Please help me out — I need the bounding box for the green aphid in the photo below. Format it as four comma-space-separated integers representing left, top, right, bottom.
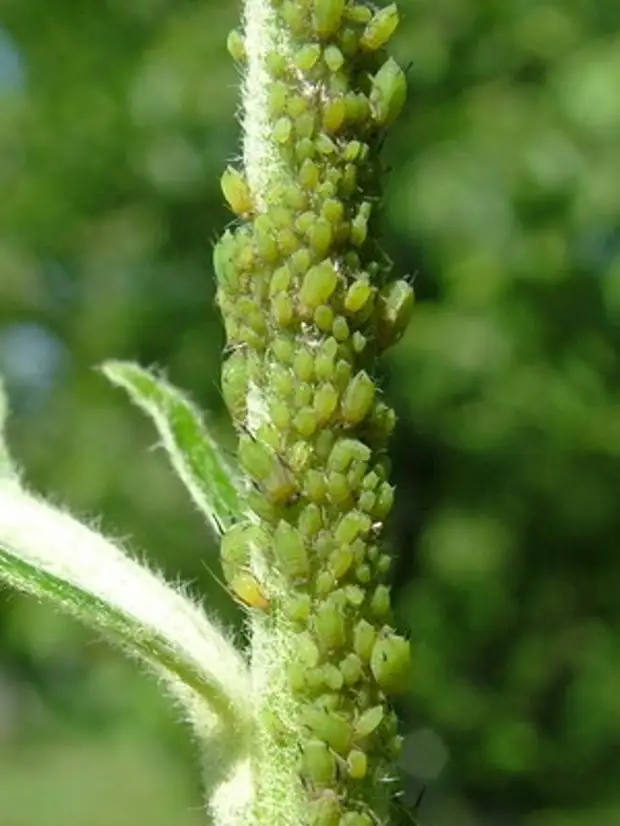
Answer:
369, 57, 407, 127
328, 438, 371, 474
359, 4, 399, 52
302, 706, 353, 755
293, 348, 314, 382
294, 407, 318, 437
238, 434, 298, 505
339, 652, 363, 686
335, 510, 371, 545
313, 383, 339, 425
283, 593, 312, 623
226, 28, 246, 63
266, 50, 288, 78
308, 789, 342, 826
295, 43, 322, 71
353, 619, 377, 662
373, 481, 395, 520
329, 545, 354, 580
213, 230, 239, 291
315, 569, 336, 596
322, 97, 346, 132
298, 503, 323, 539
268, 81, 289, 117
375, 279, 415, 349
307, 217, 334, 257
281, 0, 309, 36
332, 316, 350, 342
300, 262, 339, 314
370, 632, 411, 694
322, 663, 344, 691
345, 4, 372, 24
221, 351, 248, 421
273, 520, 311, 581
346, 749, 368, 779
339, 27, 360, 58
370, 584, 391, 618
315, 304, 335, 335
323, 43, 345, 72
354, 704, 384, 738
302, 739, 337, 787
274, 116, 293, 144
344, 279, 373, 314
312, 0, 345, 39
340, 811, 373, 826
220, 166, 253, 216
327, 471, 351, 504
314, 599, 346, 650
295, 111, 317, 140
341, 370, 376, 426
297, 631, 321, 668
220, 524, 271, 609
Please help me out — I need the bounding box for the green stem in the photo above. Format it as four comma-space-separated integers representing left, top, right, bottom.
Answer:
216, 3, 414, 824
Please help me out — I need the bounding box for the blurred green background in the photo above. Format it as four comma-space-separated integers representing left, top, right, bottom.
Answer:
1, 0, 619, 824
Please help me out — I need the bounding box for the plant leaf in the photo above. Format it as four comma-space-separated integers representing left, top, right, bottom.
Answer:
0, 484, 251, 735
100, 361, 243, 537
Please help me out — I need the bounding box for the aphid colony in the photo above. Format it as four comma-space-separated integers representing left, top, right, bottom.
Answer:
216, 3, 413, 825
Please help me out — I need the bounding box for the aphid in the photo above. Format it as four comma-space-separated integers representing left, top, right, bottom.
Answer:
322, 98, 346, 133
212, 230, 240, 292
375, 279, 415, 349
321, 663, 344, 691
353, 619, 377, 662
314, 599, 346, 650
295, 43, 322, 71
339, 653, 362, 686
359, 4, 399, 52
238, 433, 298, 505
354, 704, 384, 739
283, 593, 312, 623
370, 584, 391, 619
369, 57, 407, 127
339, 811, 373, 826
229, 570, 270, 611
373, 482, 395, 521
307, 217, 334, 257
329, 545, 354, 580
312, 0, 345, 39
220, 166, 253, 216
300, 262, 339, 315
323, 43, 345, 72
221, 351, 248, 422
302, 739, 337, 787
370, 632, 411, 694
226, 28, 246, 63
346, 749, 368, 780
220, 524, 271, 610
341, 370, 376, 426
302, 706, 353, 755
294, 407, 319, 438
327, 471, 351, 504
308, 789, 342, 826
332, 316, 350, 342
334, 510, 371, 545
313, 383, 339, 425
344, 279, 373, 314
273, 520, 310, 580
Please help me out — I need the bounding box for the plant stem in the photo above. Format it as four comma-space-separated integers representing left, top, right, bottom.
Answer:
216, 2, 414, 824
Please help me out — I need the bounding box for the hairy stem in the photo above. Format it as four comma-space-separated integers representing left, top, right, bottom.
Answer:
216, 2, 413, 825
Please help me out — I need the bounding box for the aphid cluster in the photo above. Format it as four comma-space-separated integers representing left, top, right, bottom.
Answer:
218, 3, 414, 825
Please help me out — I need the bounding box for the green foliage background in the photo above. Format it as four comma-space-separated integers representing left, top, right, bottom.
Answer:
1, 1, 619, 823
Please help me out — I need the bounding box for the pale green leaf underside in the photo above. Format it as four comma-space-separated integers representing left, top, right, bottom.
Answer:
0, 545, 220, 703
101, 361, 242, 536
0, 484, 251, 733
